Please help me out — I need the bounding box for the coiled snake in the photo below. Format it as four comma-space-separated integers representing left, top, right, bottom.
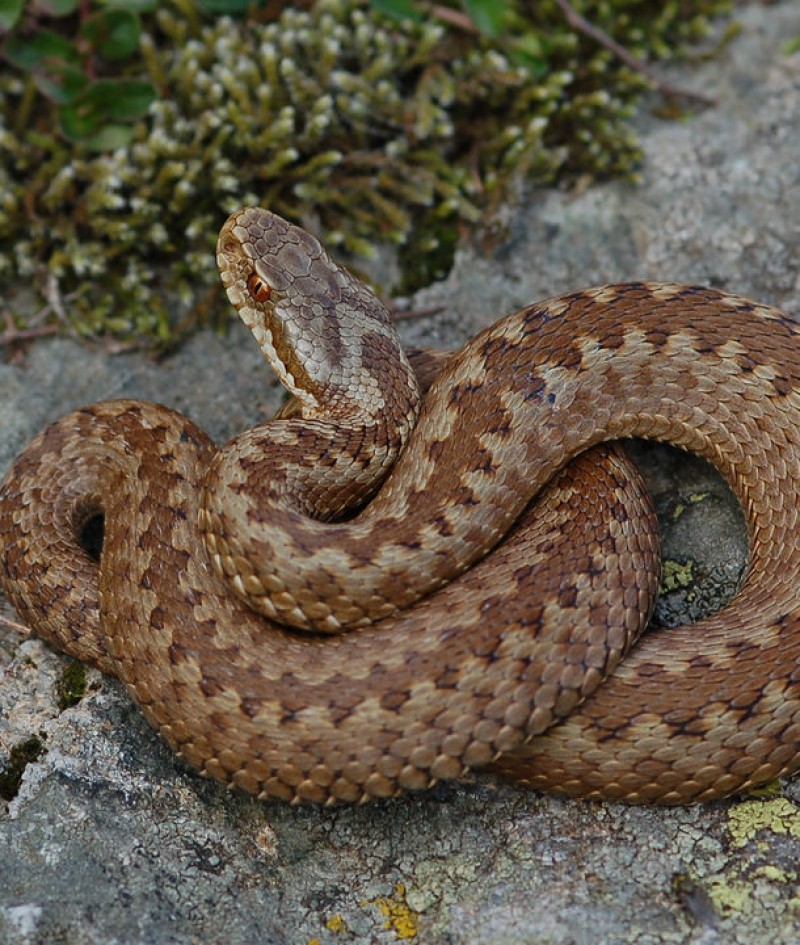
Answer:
2, 207, 800, 805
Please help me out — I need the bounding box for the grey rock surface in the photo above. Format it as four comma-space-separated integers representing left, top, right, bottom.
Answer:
2, 3, 800, 943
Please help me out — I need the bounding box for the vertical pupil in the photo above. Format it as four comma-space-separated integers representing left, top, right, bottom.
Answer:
247, 273, 271, 302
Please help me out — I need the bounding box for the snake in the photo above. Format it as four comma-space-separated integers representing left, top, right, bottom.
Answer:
2, 206, 800, 806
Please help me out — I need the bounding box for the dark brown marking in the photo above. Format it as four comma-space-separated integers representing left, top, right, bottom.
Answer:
449, 381, 483, 407
558, 584, 578, 608
522, 375, 547, 402
772, 374, 793, 397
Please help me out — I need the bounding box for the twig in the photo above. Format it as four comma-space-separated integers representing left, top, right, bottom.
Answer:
0, 317, 59, 349
428, 5, 479, 34
0, 612, 32, 636
391, 304, 446, 322
553, 0, 716, 106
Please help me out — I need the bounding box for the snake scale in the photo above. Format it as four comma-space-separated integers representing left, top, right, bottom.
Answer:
2, 206, 800, 806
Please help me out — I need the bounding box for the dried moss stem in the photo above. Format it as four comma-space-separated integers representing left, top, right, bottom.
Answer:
553, 0, 717, 105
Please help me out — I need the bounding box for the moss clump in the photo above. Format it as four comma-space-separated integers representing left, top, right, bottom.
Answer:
58, 659, 88, 711
0, 735, 45, 801
1, 0, 731, 348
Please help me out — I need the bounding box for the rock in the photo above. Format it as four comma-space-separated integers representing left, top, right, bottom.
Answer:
2, 3, 800, 943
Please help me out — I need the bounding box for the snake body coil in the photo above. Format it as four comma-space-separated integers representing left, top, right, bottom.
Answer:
2, 207, 800, 805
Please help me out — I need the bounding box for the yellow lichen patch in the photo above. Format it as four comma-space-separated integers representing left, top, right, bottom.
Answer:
660, 559, 695, 593
361, 883, 419, 940
671, 491, 710, 520
704, 876, 751, 915
755, 864, 797, 883
325, 914, 350, 934
701, 861, 799, 920
687, 491, 710, 504
727, 797, 800, 849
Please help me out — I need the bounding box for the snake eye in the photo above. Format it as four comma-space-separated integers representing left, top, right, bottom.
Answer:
247, 273, 271, 303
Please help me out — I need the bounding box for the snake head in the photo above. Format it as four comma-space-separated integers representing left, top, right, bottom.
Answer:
218, 207, 420, 429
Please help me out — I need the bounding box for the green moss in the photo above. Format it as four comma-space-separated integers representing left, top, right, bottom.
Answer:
58, 659, 88, 711
0, 735, 46, 801
0, 0, 732, 348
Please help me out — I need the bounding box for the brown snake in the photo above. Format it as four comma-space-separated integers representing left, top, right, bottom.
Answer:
2, 207, 800, 806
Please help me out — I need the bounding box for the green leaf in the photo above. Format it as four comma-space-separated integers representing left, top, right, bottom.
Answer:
60, 78, 155, 141
60, 97, 136, 149
4, 29, 80, 71
510, 32, 550, 78
37, 0, 79, 15
33, 62, 89, 104
60, 104, 101, 140
60, 97, 104, 139
464, 0, 509, 38
0, 0, 25, 31
195, 0, 254, 13
94, 78, 156, 119
370, 0, 422, 24
98, 0, 158, 11
81, 8, 141, 60
4, 29, 88, 104
74, 123, 135, 151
